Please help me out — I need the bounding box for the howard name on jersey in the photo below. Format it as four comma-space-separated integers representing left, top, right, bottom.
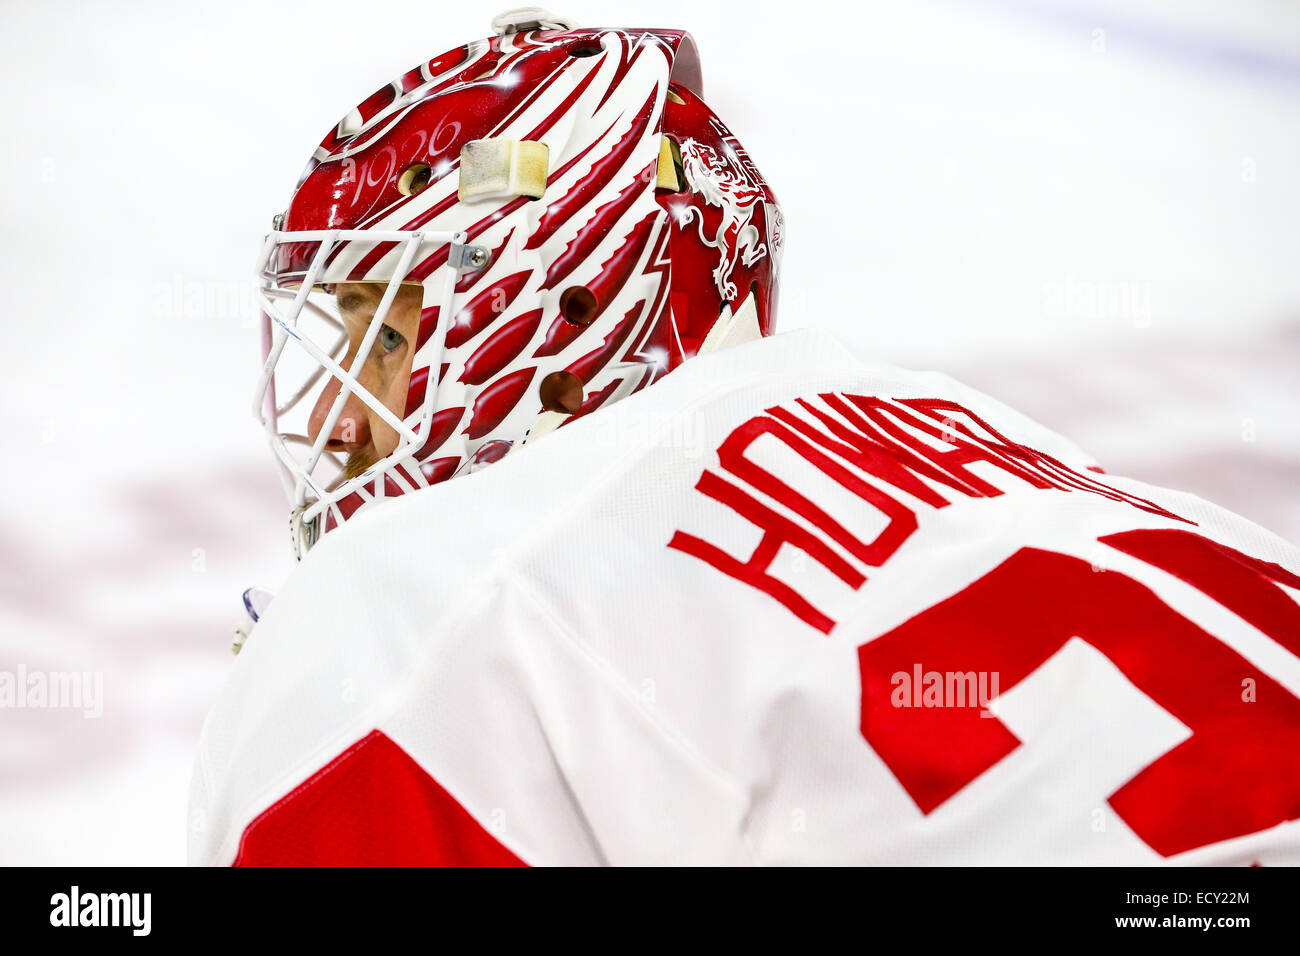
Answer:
189, 328, 1300, 865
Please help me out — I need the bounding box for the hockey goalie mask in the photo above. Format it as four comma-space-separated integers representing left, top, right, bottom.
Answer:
254, 11, 784, 556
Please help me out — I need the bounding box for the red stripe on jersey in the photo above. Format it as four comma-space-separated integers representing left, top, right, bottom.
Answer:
233, 730, 527, 866
1100, 527, 1300, 657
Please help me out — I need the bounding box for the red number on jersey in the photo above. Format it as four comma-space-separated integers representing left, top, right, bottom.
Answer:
858, 529, 1300, 856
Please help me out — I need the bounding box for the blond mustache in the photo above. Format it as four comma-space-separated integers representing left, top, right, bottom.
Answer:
342, 450, 378, 480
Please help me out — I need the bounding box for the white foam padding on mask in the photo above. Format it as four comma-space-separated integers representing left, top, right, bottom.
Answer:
458, 138, 550, 202
522, 409, 569, 447
699, 290, 762, 355
657, 136, 683, 191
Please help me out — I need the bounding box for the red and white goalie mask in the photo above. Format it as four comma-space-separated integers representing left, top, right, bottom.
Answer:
254, 10, 784, 556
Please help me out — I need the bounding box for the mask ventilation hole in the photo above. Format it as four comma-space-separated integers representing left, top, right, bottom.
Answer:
397, 163, 432, 196
539, 371, 584, 414
568, 42, 603, 58
560, 286, 598, 325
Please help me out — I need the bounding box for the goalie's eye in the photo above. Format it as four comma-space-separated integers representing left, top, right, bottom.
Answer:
379, 325, 405, 353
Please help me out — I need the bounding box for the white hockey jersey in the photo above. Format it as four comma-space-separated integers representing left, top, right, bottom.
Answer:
189, 328, 1300, 865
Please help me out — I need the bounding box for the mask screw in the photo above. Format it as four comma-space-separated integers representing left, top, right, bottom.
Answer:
452, 243, 492, 272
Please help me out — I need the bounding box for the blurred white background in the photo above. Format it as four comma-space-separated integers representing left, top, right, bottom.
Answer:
0, 0, 1296, 864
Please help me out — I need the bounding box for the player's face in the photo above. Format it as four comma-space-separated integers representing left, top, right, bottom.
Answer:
306, 281, 423, 479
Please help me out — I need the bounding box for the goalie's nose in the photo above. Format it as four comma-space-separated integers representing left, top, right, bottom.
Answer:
307, 380, 372, 453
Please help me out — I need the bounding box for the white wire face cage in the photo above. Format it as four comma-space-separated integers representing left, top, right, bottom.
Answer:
253, 227, 476, 556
